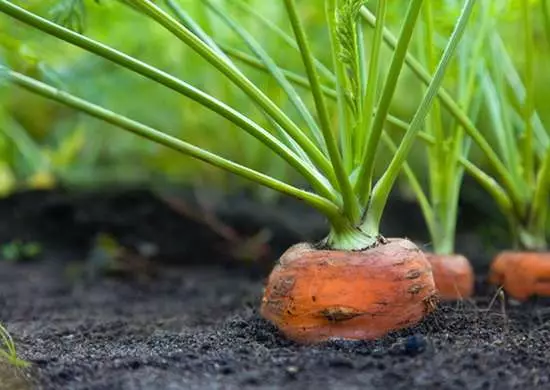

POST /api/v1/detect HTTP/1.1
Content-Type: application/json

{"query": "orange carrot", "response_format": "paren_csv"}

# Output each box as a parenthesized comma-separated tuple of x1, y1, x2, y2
(260, 238, 438, 343)
(489, 251, 550, 300)
(424, 253, 474, 300)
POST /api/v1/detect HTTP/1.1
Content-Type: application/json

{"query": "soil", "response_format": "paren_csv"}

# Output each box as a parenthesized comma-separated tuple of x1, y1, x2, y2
(0, 188, 549, 390)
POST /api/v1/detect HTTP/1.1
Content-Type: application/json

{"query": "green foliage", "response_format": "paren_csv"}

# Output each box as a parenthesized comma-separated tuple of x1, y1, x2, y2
(1, 241, 42, 262)
(0, 323, 29, 368)
(2, 0, 548, 251)
(0, 0, 475, 250)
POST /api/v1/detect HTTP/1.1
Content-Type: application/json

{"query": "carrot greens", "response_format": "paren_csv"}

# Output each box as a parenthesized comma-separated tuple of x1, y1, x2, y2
(0, 0, 475, 251)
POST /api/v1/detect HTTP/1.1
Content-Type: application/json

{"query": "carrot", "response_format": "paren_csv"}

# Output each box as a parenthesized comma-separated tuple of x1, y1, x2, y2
(261, 238, 438, 343)
(424, 253, 474, 300)
(489, 251, 550, 301)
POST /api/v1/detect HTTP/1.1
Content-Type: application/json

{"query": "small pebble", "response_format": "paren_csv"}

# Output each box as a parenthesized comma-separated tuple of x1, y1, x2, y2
(404, 334, 427, 356)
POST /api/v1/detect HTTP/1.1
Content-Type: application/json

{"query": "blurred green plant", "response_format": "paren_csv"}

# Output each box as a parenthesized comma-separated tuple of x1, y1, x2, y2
(380, 0, 490, 255)
(1, 240, 42, 262)
(467, 0, 550, 250)
(0, 323, 29, 368)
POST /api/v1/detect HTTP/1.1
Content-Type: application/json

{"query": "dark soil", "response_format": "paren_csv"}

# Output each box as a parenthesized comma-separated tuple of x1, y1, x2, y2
(0, 188, 549, 390)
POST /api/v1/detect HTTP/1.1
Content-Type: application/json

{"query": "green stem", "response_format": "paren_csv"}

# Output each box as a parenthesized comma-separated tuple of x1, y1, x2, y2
(219, 45, 337, 99)
(421, 0, 447, 252)
(233, 0, 336, 84)
(443, 2, 492, 251)
(164, 0, 229, 61)
(359, 5, 523, 207)
(128, 0, 336, 184)
(0, 1, 337, 200)
(526, 149, 550, 250)
(482, 62, 523, 188)
(354, 0, 424, 205)
(381, 132, 436, 241)
(361, 0, 476, 235)
(326, 0, 354, 173)
(0, 0, 338, 199)
(389, 115, 514, 217)
(492, 34, 549, 156)
(357, 21, 367, 111)
(353, 21, 367, 165)
(284, 0, 360, 222)
(161, 2, 316, 166)
(3, 67, 345, 224)
(522, 0, 535, 186)
(203, 0, 326, 151)
(355, 0, 386, 166)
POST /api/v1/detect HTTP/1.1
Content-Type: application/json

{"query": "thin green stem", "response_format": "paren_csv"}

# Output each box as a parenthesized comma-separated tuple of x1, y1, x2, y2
(355, 0, 386, 166)
(482, 62, 522, 185)
(232, 0, 336, 84)
(203, 0, 326, 150)
(219, 45, 337, 99)
(357, 20, 367, 110)
(421, 0, 448, 253)
(353, 20, 367, 165)
(492, 33, 549, 156)
(354, 0, 424, 205)
(164, 0, 229, 62)
(219, 47, 418, 133)
(361, 0, 476, 235)
(3, 67, 345, 224)
(389, 114, 514, 216)
(522, 0, 535, 186)
(0, 1, 336, 199)
(528, 149, 550, 250)
(422, 0, 446, 209)
(359, 5, 523, 207)
(284, 0, 360, 222)
(161, 1, 316, 165)
(128, 0, 337, 184)
(381, 133, 436, 240)
(326, 0, 354, 173)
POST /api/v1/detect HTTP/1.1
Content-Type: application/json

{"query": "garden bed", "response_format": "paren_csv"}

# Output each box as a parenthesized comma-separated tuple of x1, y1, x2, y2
(0, 189, 549, 390)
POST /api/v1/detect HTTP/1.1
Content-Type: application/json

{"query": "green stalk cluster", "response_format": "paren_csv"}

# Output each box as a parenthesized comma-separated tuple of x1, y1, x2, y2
(0, 0, 476, 250)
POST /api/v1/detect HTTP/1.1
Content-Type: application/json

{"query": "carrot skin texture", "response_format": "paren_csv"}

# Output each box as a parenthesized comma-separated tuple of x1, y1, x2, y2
(425, 253, 474, 300)
(261, 238, 438, 343)
(489, 251, 550, 300)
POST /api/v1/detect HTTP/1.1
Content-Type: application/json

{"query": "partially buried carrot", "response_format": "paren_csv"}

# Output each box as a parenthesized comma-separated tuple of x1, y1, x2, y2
(424, 253, 474, 300)
(489, 251, 550, 301)
(261, 238, 438, 343)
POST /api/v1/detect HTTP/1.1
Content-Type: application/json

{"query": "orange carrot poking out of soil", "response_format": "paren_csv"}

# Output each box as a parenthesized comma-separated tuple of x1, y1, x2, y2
(489, 251, 550, 301)
(0, 0, 474, 345)
(261, 239, 438, 343)
(424, 253, 474, 300)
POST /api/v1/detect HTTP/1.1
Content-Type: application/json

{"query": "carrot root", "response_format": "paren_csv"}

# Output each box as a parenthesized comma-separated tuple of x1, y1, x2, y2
(260, 238, 438, 343)
(489, 251, 550, 301)
(425, 253, 474, 300)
